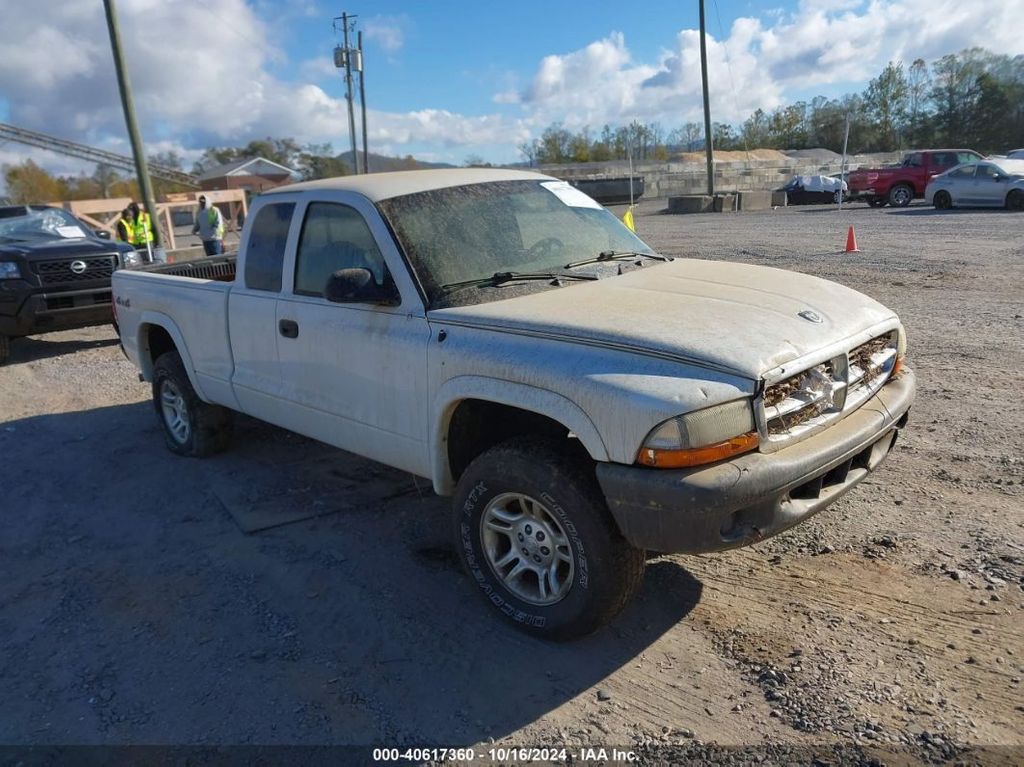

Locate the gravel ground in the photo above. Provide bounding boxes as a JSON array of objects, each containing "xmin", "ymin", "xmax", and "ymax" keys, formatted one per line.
[{"xmin": 1, "ymin": 199, "xmax": 1022, "ymax": 762}]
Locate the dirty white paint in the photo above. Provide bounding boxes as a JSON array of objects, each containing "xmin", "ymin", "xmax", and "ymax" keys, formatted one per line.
[{"xmin": 114, "ymin": 173, "xmax": 905, "ymax": 497}]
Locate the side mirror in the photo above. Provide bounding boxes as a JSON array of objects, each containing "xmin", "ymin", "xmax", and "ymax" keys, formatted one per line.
[
  {"xmin": 95, "ymin": 229, "xmax": 112, "ymax": 240},
  {"xmin": 324, "ymin": 268, "xmax": 400, "ymax": 305}
]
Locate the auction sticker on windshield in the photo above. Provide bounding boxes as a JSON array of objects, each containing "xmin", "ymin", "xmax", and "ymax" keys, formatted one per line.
[
  {"xmin": 57, "ymin": 226, "xmax": 87, "ymax": 238},
  {"xmin": 540, "ymin": 180, "xmax": 602, "ymax": 209}
]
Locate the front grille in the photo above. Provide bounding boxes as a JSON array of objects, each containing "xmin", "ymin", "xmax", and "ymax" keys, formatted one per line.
[
  {"xmin": 762, "ymin": 331, "xmax": 898, "ymax": 443},
  {"xmin": 33, "ymin": 254, "xmax": 117, "ymax": 285}
]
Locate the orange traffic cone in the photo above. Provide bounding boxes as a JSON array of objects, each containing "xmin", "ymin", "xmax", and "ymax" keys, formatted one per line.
[{"xmin": 845, "ymin": 225, "xmax": 860, "ymax": 253}]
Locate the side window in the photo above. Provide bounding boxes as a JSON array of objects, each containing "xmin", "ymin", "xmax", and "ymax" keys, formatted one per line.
[
  {"xmin": 949, "ymin": 166, "xmax": 975, "ymax": 179},
  {"xmin": 244, "ymin": 202, "xmax": 295, "ymax": 292},
  {"xmin": 958, "ymin": 152, "xmax": 980, "ymax": 164},
  {"xmin": 976, "ymin": 163, "xmax": 1000, "ymax": 180},
  {"xmin": 904, "ymin": 153, "xmax": 923, "ymax": 167},
  {"xmin": 294, "ymin": 202, "xmax": 388, "ymax": 296},
  {"xmin": 931, "ymin": 153, "xmax": 952, "ymax": 168}
]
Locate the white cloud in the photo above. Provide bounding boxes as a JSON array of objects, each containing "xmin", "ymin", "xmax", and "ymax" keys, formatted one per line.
[
  {"xmin": 512, "ymin": 0, "xmax": 1024, "ymax": 129},
  {"xmin": 362, "ymin": 15, "xmax": 410, "ymax": 55},
  {"xmin": 0, "ymin": 0, "xmax": 1021, "ymax": 176}
]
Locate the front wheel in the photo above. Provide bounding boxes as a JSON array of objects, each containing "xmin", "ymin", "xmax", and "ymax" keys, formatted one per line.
[
  {"xmin": 933, "ymin": 190, "xmax": 953, "ymax": 210},
  {"xmin": 152, "ymin": 351, "xmax": 233, "ymax": 457},
  {"xmin": 453, "ymin": 437, "xmax": 645, "ymax": 640},
  {"xmin": 1007, "ymin": 189, "xmax": 1024, "ymax": 211},
  {"xmin": 888, "ymin": 184, "xmax": 913, "ymax": 207}
]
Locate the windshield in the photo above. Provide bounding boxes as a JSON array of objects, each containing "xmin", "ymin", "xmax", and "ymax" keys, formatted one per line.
[
  {"xmin": 376, "ymin": 179, "xmax": 657, "ymax": 308},
  {"xmin": 0, "ymin": 207, "xmax": 92, "ymax": 243}
]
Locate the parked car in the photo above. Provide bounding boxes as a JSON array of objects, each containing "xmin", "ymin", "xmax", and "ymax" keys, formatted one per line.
[
  {"xmin": 847, "ymin": 149, "xmax": 983, "ymax": 207},
  {"xmin": 779, "ymin": 174, "xmax": 847, "ymax": 205},
  {"xmin": 0, "ymin": 205, "xmax": 135, "ymax": 364},
  {"xmin": 926, "ymin": 159, "xmax": 1024, "ymax": 210},
  {"xmin": 112, "ymin": 169, "xmax": 915, "ymax": 640},
  {"xmin": 1007, "ymin": 149, "xmax": 1024, "ymax": 160}
]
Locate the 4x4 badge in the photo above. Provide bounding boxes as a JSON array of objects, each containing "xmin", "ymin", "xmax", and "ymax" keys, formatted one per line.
[{"xmin": 798, "ymin": 309, "xmax": 823, "ymax": 323}]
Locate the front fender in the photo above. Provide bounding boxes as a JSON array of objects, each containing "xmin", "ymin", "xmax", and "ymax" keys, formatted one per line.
[{"xmin": 430, "ymin": 375, "xmax": 609, "ymax": 495}]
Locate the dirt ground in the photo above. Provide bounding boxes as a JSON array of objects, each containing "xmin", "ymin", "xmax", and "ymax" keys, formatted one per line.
[{"xmin": 1, "ymin": 199, "xmax": 1021, "ymax": 762}]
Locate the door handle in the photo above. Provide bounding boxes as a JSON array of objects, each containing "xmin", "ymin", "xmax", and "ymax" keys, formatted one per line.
[{"xmin": 279, "ymin": 319, "xmax": 299, "ymax": 339}]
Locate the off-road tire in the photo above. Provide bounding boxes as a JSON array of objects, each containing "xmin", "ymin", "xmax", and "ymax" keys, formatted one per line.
[
  {"xmin": 152, "ymin": 351, "xmax": 233, "ymax": 457},
  {"xmin": 1006, "ymin": 189, "xmax": 1024, "ymax": 211},
  {"xmin": 867, "ymin": 197, "xmax": 886, "ymax": 208},
  {"xmin": 453, "ymin": 436, "xmax": 646, "ymax": 641},
  {"xmin": 888, "ymin": 184, "xmax": 913, "ymax": 208},
  {"xmin": 933, "ymin": 191, "xmax": 952, "ymax": 210},
  {"xmin": 0, "ymin": 334, "xmax": 9, "ymax": 365}
]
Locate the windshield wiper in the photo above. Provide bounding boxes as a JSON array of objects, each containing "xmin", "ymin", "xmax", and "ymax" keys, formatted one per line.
[
  {"xmin": 439, "ymin": 270, "xmax": 598, "ymax": 294},
  {"xmin": 563, "ymin": 250, "xmax": 673, "ymax": 269}
]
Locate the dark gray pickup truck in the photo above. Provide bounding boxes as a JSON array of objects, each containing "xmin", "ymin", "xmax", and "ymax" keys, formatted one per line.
[{"xmin": 0, "ymin": 205, "xmax": 135, "ymax": 363}]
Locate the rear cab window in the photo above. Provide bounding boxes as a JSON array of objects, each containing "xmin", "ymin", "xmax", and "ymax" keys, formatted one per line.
[{"xmin": 244, "ymin": 202, "xmax": 296, "ymax": 292}]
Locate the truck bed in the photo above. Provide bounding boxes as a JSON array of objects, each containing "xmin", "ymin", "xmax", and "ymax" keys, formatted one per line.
[{"xmin": 137, "ymin": 253, "xmax": 237, "ymax": 282}]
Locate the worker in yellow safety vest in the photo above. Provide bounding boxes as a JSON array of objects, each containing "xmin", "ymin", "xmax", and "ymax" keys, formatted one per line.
[
  {"xmin": 126, "ymin": 201, "xmax": 154, "ymax": 249},
  {"xmin": 192, "ymin": 195, "xmax": 225, "ymax": 255}
]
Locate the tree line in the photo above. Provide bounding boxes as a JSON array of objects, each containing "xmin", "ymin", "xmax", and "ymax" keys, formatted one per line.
[{"xmin": 522, "ymin": 47, "xmax": 1023, "ymax": 165}]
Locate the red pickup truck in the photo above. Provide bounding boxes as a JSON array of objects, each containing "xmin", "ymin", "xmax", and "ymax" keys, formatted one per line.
[{"xmin": 848, "ymin": 149, "xmax": 982, "ymax": 207}]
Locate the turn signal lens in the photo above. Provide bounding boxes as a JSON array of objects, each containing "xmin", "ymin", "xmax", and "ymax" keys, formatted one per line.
[{"xmin": 637, "ymin": 432, "xmax": 759, "ymax": 468}]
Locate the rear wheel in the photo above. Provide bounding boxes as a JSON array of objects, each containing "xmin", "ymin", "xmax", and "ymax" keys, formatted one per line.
[
  {"xmin": 867, "ymin": 197, "xmax": 887, "ymax": 208},
  {"xmin": 453, "ymin": 437, "xmax": 645, "ymax": 640},
  {"xmin": 1007, "ymin": 189, "xmax": 1024, "ymax": 211},
  {"xmin": 151, "ymin": 351, "xmax": 233, "ymax": 457},
  {"xmin": 0, "ymin": 334, "xmax": 9, "ymax": 365},
  {"xmin": 888, "ymin": 184, "xmax": 913, "ymax": 207},
  {"xmin": 933, "ymin": 190, "xmax": 953, "ymax": 210}
]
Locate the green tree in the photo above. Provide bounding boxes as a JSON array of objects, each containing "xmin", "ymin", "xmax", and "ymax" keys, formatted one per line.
[
  {"xmin": 864, "ymin": 62, "xmax": 909, "ymax": 150},
  {"xmin": 537, "ymin": 123, "xmax": 572, "ymax": 164},
  {"xmin": 3, "ymin": 160, "xmax": 68, "ymax": 203},
  {"xmin": 741, "ymin": 109, "xmax": 771, "ymax": 148},
  {"xmin": 905, "ymin": 58, "xmax": 932, "ymax": 146},
  {"xmin": 296, "ymin": 143, "xmax": 350, "ymax": 180}
]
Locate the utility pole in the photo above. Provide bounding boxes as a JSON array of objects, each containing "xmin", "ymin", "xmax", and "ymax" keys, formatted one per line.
[
  {"xmin": 698, "ymin": 0, "xmax": 714, "ymax": 196},
  {"xmin": 838, "ymin": 113, "xmax": 851, "ymax": 212},
  {"xmin": 358, "ymin": 31, "xmax": 369, "ymax": 173},
  {"xmin": 102, "ymin": 0, "xmax": 161, "ymax": 246},
  {"xmin": 334, "ymin": 12, "xmax": 359, "ymax": 174}
]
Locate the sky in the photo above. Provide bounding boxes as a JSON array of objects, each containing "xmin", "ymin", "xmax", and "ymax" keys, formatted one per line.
[{"xmin": 1, "ymin": 0, "xmax": 1023, "ymax": 179}]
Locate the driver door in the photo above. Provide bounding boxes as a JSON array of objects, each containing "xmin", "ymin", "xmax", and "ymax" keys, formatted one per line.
[{"xmin": 273, "ymin": 194, "xmax": 432, "ymax": 477}]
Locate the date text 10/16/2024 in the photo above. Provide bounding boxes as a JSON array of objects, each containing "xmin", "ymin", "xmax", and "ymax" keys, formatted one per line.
[{"xmin": 373, "ymin": 746, "xmax": 638, "ymax": 763}]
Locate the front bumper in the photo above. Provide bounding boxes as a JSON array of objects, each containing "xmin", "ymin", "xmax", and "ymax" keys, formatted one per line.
[
  {"xmin": 596, "ymin": 370, "xmax": 916, "ymax": 554},
  {"xmin": 0, "ymin": 285, "xmax": 113, "ymax": 337}
]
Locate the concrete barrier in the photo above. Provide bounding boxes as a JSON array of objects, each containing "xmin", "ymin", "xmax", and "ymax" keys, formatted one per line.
[
  {"xmin": 713, "ymin": 194, "xmax": 736, "ymax": 212},
  {"xmin": 736, "ymin": 191, "xmax": 774, "ymax": 211},
  {"xmin": 771, "ymin": 190, "xmax": 788, "ymax": 207},
  {"xmin": 667, "ymin": 195, "xmax": 713, "ymax": 214}
]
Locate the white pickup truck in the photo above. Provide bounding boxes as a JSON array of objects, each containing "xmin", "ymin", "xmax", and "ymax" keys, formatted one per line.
[{"xmin": 113, "ymin": 169, "xmax": 915, "ymax": 640}]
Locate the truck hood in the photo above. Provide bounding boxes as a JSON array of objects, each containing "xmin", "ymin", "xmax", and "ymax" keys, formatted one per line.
[
  {"xmin": 429, "ymin": 259, "xmax": 897, "ymax": 380},
  {"xmin": 0, "ymin": 237, "xmax": 128, "ymax": 259}
]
